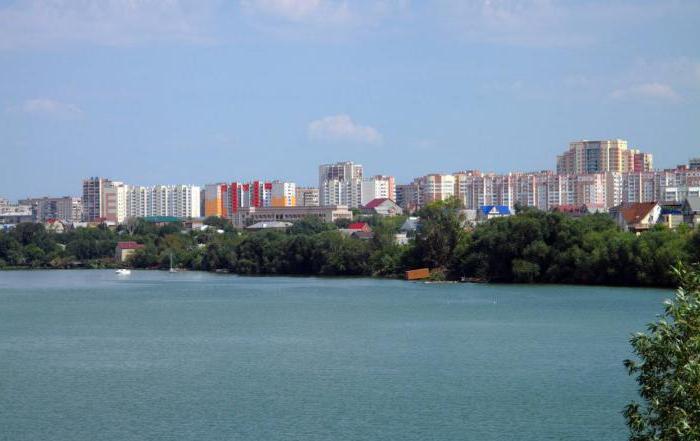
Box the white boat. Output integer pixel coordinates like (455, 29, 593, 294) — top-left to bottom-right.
(115, 269, 131, 275)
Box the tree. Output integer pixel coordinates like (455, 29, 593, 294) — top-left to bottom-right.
(123, 217, 139, 235)
(411, 197, 465, 269)
(624, 264, 700, 440)
(291, 216, 336, 235)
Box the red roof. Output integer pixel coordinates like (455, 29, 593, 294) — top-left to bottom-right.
(348, 222, 369, 230)
(619, 202, 658, 225)
(116, 241, 145, 250)
(363, 198, 390, 209)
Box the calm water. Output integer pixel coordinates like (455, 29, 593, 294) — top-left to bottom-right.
(0, 270, 669, 441)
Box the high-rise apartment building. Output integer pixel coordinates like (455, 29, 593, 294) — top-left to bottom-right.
(319, 161, 363, 208)
(295, 187, 320, 207)
(204, 183, 226, 217)
(396, 179, 423, 214)
(454, 171, 515, 209)
(101, 181, 128, 223)
(361, 175, 396, 205)
(81, 177, 136, 223)
(421, 174, 455, 204)
(205, 180, 296, 218)
(556, 140, 653, 174)
(18, 196, 83, 223)
(123, 184, 201, 219)
(270, 181, 297, 207)
(83, 178, 201, 222)
(690, 158, 700, 170)
(82, 177, 108, 221)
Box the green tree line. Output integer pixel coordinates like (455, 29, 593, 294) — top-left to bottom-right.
(2, 199, 699, 287)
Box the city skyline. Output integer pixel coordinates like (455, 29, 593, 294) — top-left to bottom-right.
(1, 1, 699, 200)
(1, 142, 697, 204)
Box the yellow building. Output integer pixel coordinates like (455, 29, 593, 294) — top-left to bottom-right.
(204, 183, 225, 217)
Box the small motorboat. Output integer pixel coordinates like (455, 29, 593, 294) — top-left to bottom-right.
(115, 269, 131, 275)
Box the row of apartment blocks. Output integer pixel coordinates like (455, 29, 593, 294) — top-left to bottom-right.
(391, 140, 696, 213)
(203, 181, 302, 218)
(200, 166, 396, 219)
(395, 168, 700, 213)
(2, 139, 696, 225)
(82, 178, 201, 223)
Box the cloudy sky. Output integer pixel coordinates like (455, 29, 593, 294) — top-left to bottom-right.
(0, 0, 699, 199)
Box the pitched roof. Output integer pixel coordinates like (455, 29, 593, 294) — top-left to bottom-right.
(685, 196, 700, 212)
(246, 221, 292, 229)
(351, 231, 374, 239)
(363, 198, 390, 209)
(348, 222, 369, 230)
(143, 216, 180, 223)
(400, 217, 420, 231)
(619, 202, 658, 225)
(480, 205, 511, 215)
(116, 241, 145, 250)
(553, 204, 586, 213)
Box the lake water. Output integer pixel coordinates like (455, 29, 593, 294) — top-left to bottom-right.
(0, 270, 670, 441)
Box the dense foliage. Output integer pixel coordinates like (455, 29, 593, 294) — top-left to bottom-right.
(1, 200, 699, 287)
(624, 264, 700, 440)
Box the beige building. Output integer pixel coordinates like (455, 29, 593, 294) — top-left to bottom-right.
(232, 205, 352, 227)
(422, 174, 455, 204)
(556, 140, 653, 174)
(295, 187, 320, 207)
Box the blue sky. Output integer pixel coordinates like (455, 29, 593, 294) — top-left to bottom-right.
(0, 0, 699, 200)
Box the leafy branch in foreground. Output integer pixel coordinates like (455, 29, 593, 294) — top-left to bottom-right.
(624, 264, 700, 440)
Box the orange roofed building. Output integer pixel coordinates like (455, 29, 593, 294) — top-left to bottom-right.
(610, 202, 661, 233)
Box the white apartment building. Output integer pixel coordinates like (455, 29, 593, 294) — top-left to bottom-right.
(361, 175, 396, 205)
(124, 184, 200, 220)
(319, 161, 363, 208)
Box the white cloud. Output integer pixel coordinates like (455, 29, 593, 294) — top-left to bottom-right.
(240, 0, 408, 34)
(308, 114, 383, 145)
(610, 83, 682, 102)
(436, 0, 682, 48)
(0, 0, 215, 49)
(8, 98, 84, 118)
(242, 0, 328, 21)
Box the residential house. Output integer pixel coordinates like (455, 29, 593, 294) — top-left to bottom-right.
(339, 222, 373, 238)
(659, 201, 684, 228)
(115, 241, 145, 262)
(44, 219, 66, 234)
(347, 222, 372, 232)
(682, 197, 700, 227)
(610, 202, 661, 232)
(400, 217, 420, 236)
(394, 232, 409, 245)
(361, 198, 403, 216)
(350, 230, 374, 240)
(478, 205, 512, 221)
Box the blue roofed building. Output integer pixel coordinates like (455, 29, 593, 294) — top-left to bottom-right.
(478, 205, 512, 221)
